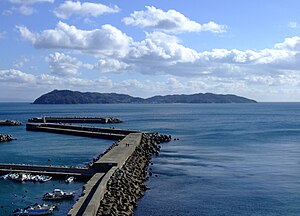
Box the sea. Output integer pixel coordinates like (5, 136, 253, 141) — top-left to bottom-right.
(0, 103, 300, 216)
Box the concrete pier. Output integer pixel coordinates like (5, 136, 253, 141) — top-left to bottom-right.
(68, 133, 142, 216)
(26, 123, 139, 140)
(28, 117, 122, 124)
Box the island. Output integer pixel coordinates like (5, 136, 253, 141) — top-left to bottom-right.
(33, 90, 257, 104)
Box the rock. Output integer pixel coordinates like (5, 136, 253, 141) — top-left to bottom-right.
(0, 120, 22, 126)
(0, 134, 15, 142)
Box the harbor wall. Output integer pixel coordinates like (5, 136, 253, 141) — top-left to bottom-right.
(26, 123, 128, 140)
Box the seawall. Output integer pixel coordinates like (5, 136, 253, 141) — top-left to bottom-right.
(28, 117, 122, 124)
(26, 123, 139, 140)
(68, 132, 171, 216)
(23, 122, 172, 215)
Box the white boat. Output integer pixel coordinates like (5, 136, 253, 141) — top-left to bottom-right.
(65, 176, 74, 183)
(1, 173, 10, 179)
(42, 189, 74, 201)
(13, 203, 56, 215)
(2, 173, 52, 183)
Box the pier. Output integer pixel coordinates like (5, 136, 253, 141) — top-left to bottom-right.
(68, 133, 142, 216)
(26, 123, 139, 140)
(28, 116, 122, 124)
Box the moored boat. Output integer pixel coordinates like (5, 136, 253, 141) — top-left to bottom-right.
(1, 173, 52, 183)
(42, 189, 74, 201)
(13, 203, 56, 215)
(65, 176, 74, 183)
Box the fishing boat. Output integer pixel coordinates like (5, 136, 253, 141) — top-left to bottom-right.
(65, 176, 74, 183)
(42, 189, 74, 201)
(13, 203, 56, 215)
(1, 173, 52, 183)
(35, 175, 52, 183)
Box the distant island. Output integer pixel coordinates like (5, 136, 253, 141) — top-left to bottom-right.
(33, 90, 257, 104)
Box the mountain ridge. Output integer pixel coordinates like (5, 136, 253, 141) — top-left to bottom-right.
(33, 90, 257, 104)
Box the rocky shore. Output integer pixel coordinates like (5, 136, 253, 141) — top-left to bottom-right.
(97, 133, 171, 216)
(0, 134, 15, 142)
(0, 120, 22, 126)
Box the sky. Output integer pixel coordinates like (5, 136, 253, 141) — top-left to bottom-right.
(1, 0, 300, 102)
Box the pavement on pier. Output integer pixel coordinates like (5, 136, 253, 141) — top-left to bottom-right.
(68, 133, 142, 216)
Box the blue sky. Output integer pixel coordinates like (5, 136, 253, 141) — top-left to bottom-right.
(1, 0, 300, 102)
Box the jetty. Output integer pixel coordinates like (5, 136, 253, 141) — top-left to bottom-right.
(28, 116, 122, 124)
(26, 123, 138, 140)
(4, 122, 172, 216)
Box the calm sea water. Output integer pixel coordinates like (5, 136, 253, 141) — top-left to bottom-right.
(0, 103, 300, 216)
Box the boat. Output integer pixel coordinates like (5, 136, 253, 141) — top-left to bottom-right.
(37, 175, 52, 183)
(42, 189, 74, 201)
(13, 203, 56, 215)
(1, 173, 10, 179)
(65, 176, 74, 183)
(2, 173, 52, 183)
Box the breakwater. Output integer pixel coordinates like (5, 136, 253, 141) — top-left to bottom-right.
(28, 117, 122, 124)
(26, 123, 138, 140)
(68, 132, 171, 216)
(0, 134, 15, 142)
(96, 133, 170, 216)
(21, 122, 172, 215)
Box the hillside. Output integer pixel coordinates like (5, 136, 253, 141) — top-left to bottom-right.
(33, 90, 257, 104)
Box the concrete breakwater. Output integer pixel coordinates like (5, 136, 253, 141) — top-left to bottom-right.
(96, 133, 171, 216)
(68, 132, 171, 216)
(22, 121, 172, 215)
(28, 117, 122, 124)
(0, 134, 15, 142)
(26, 123, 140, 140)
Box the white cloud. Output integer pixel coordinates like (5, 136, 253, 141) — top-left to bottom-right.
(6, 0, 53, 16)
(125, 32, 300, 77)
(275, 36, 300, 51)
(122, 6, 227, 34)
(94, 59, 129, 73)
(19, 5, 34, 15)
(17, 22, 132, 57)
(288, 21, 298, 29)
(2, 6, 34, 16)
(129, 31, 199, 63)
(0, 69, 36, 83)
(46, 52, 83, 76)
(13, 57, 29, 68)
(53, 1, 119, 19)
(9, 0, 54, 4)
